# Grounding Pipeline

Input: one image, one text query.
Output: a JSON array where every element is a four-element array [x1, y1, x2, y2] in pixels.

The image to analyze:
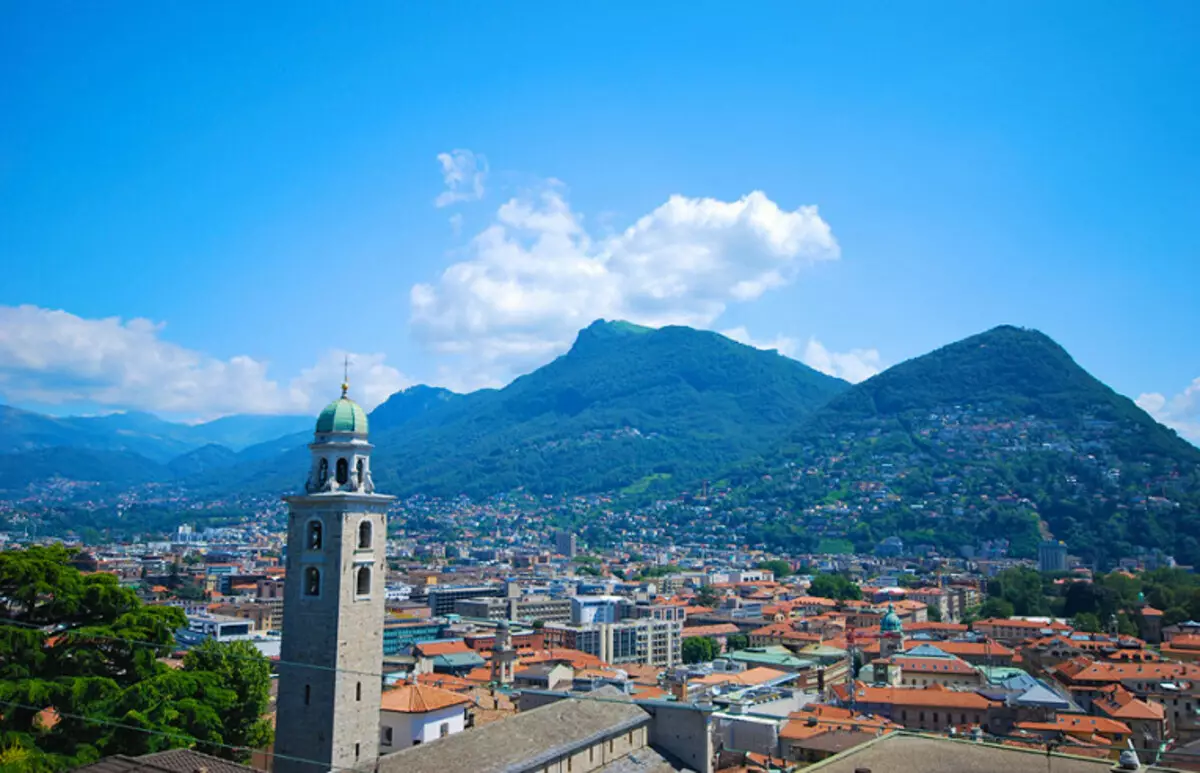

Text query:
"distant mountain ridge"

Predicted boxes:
[[0, 406, 311, 460], [4, 320, 1199, 569]]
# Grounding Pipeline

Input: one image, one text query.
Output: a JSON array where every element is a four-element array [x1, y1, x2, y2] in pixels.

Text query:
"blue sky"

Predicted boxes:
[[1, 2, 1197, 439]]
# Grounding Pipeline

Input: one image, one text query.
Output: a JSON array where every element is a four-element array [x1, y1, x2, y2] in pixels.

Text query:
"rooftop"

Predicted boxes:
[[375, 695, 652, 773], [380, 683, 471, 714]]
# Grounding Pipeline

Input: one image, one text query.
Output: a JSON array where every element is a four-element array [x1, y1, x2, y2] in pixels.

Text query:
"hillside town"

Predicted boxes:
[[11, 467, 1200, 771]]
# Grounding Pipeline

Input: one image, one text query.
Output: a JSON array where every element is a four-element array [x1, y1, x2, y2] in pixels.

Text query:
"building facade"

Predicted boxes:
[[1038, 540, 1068, 573]]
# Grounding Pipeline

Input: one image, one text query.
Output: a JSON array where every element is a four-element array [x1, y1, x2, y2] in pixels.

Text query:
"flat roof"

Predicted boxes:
[[804, 732, 1184, 773]]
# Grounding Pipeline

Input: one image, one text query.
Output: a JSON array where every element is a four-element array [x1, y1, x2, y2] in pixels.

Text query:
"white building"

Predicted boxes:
[[571, 595, 624, 624], [379, 683, 471, 750]]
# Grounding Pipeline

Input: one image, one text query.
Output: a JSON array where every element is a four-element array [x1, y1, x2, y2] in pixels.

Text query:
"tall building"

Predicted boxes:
[[274, 383, 393, 773], [555, 530, 578, 558], [1038, 540, 1068, 573]]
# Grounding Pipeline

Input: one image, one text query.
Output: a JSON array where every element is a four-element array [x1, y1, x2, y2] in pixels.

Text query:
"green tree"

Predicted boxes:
[[0, 546, 273, 770], [725, 633, 750, 651], [182, 640, 274, 761], [681, 636, 716, 664], [1072, 612, 1102, 632], [987, 567, 1050, 616], [807, 573, 862, 601], [756, 560, 792, 579], [694, 585, 720, 608], [977, 597, 1015, 619], [925, 606, 943, 623]]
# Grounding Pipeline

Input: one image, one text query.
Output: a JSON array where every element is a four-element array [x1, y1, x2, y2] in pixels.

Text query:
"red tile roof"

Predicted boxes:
[[380, 683, 471, 713]]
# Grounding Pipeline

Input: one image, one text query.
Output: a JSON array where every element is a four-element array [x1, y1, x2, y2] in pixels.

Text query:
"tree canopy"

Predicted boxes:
[[0, 545, 274, 771], [807, 573, 862, 601]]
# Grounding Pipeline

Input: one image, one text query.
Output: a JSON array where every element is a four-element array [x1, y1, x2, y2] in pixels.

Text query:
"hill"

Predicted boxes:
[[0, 447, 167, 493], [728, 326, 1200, 567], [220, 320, 850, 498]]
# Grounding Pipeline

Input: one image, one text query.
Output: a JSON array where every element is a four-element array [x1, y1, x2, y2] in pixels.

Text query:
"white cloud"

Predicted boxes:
[[1137, 378, 1200, 444], [434, 149, 488, 207], [0, 305, 409, 416], [801, 338, 882, 383], [412, 184, 839, 388], [721, 326, 881, 383]]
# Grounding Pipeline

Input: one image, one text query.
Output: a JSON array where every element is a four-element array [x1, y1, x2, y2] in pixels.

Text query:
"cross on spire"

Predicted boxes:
[[341, 354, 350, 398]]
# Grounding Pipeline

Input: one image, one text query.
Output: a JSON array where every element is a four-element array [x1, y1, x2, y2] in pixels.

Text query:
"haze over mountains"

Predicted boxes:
[[2, 320, 1197, 512]]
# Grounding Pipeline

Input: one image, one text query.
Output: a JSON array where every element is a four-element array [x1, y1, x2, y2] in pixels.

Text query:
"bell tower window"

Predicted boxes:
[[356, 459, 365, 488], [306, 520, 322, 550], [318, 458, 328, 486], [304, 567, 321, 597], [358, 520, 372, 550], [356, 566, 371, 597], [336, 458, 349, 486]]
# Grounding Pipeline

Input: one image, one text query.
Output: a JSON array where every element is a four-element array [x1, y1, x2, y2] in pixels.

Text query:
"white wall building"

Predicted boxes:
[[378, 683, 471, 750]]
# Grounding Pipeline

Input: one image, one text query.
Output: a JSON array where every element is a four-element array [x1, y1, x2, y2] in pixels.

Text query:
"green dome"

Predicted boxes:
[[881, 603, 903, 634], [315, 396, 368, 435]]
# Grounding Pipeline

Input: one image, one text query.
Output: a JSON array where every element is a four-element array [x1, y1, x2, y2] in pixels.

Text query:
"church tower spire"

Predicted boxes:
[[275, 383, 392, 773]]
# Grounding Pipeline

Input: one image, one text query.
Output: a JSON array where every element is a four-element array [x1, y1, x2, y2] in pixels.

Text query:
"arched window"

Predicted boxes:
[[317, 458, 329, 485], [356, 459, 365, 488], [358, 519, 372, 550], [306, 520, 322, 550], [304, 567, 321, 596], [356, 566, 371, 596], [336, 457, 349, 486]]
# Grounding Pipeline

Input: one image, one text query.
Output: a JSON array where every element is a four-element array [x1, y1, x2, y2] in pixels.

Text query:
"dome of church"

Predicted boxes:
[[315, 387, 368, 435], [881, 603, 903, 634]]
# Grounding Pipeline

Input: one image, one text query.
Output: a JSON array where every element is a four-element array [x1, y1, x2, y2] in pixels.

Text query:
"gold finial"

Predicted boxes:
[[341, 354, 350, 398]]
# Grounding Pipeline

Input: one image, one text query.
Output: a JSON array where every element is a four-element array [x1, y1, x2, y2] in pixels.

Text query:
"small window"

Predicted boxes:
[[357, 681, 362, 701], [355, 743, 360, 760], [440, 722, 450, 738], [357, 458, 365, 488], [359, 519, 372, 550], [307, 520, 322, 550], [304, 684, 311, 705], [305, 567, 321, 597], [382, 726, 393, 746], [318, 458, 329, 485], [336, 457, 349, 485], [356, 566, 371, 596]]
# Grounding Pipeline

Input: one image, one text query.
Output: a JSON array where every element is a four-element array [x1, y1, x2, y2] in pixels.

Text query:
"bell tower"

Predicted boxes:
[[275, 380, 392, 773]]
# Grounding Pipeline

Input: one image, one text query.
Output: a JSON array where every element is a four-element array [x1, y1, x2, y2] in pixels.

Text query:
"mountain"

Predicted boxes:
[[732, 325, 1200, 567], [362, 320, 850, 497], [184, 414, 312, 450], [166, 444, 240, 477], [800, 325, 1196, 460], [370, 385, 462, 432], [0, 447, 167, 493], [219, 320, 850, 498]]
